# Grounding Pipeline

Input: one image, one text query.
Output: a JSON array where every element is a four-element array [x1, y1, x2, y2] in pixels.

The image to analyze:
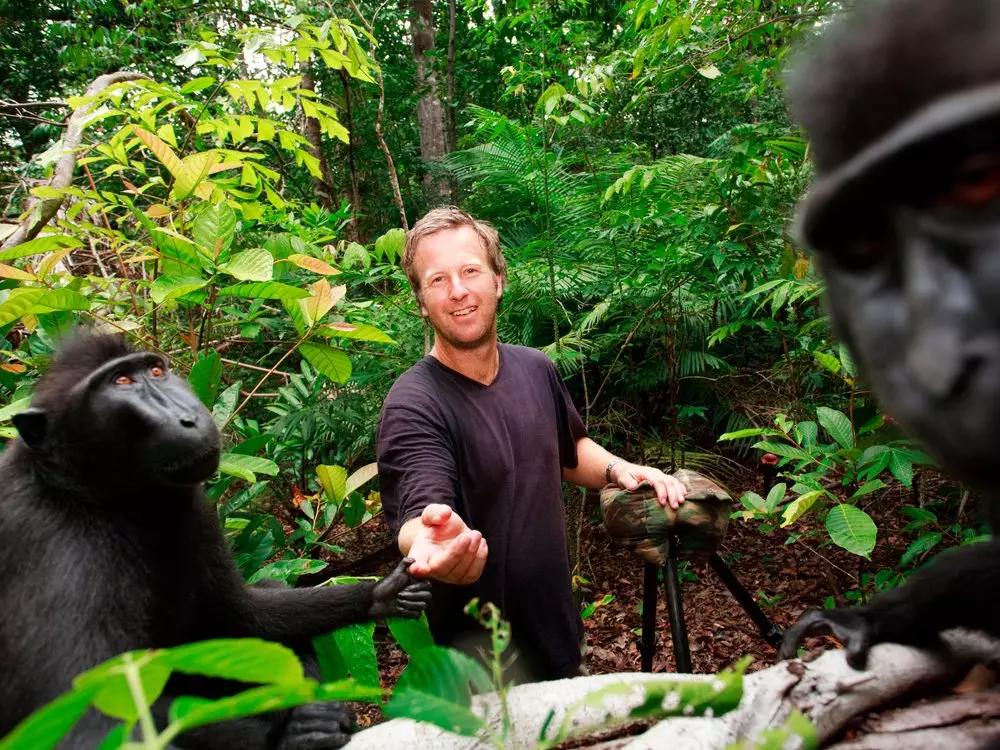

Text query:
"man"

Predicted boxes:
[[376, 208, 686, 681]]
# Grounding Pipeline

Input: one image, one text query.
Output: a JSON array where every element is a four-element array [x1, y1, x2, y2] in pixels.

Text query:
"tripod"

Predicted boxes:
[[638, 535, 784, 673]]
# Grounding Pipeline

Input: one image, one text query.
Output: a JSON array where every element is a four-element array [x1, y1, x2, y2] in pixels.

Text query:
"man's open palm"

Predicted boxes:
[[406, 504, 488, 585]]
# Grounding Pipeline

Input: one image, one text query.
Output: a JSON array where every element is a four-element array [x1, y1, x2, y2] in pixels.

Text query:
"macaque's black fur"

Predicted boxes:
[[0, 332, 430, 749], [786, 0, 1000, 173]]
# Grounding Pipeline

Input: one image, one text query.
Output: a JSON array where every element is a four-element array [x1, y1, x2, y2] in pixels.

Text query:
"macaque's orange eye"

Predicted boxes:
[[943, 155, 1000, 208], [150, 365, 165, 378], [114, 375, 134, 386]]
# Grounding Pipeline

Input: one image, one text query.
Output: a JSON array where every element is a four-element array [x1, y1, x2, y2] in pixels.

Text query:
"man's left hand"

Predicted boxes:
[[610, 463, 687, 510]]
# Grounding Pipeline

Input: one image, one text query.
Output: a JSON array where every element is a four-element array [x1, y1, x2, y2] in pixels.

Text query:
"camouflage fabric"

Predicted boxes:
[[600, 468, 733, 565]]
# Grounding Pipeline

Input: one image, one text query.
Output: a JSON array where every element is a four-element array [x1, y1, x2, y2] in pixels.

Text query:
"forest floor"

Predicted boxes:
[[320, 466, 964, 729]]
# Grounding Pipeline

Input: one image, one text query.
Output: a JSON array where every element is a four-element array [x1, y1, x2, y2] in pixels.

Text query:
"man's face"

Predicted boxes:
[[412, 226, 503, 350]]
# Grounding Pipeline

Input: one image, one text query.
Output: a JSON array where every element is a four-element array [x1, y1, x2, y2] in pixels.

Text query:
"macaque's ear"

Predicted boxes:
[[13, 408, 47, 449]]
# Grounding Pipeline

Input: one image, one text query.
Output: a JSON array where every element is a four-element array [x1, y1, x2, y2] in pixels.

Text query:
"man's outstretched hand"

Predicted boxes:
[[401, 504, 488, 585]]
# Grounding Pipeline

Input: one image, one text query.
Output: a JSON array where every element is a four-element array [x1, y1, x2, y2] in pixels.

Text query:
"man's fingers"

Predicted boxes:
[[462, 538, 488, 583], [440, 537, 488, 585], [649, 477, 669, 508], [668, 477, 687, 508], [426, 530, 480, 578]]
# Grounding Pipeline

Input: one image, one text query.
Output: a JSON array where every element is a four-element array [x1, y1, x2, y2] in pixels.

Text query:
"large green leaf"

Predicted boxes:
[[332, 622, 379, 689], [779, 490, 823, 528], [193, 202, 237, 260], [889, 450, 914, 488], [73, 654, 170, 723], [167, 683, 316, 733], [391, 645, 492, 707], [387, 616, 435, 655], [0, 234, 82, 262], [816, 407, 854, 450], [218, 453, 279, 482], [383, 689, 487, 738], [384, 646, 493, 737], [826, 504, 877, 558], [317, 464, 347, 503], [900, 532, 942, 567], [316, 322, 396, 345], [345, 462, 378, 496], [0, 396, 31, 423], [313, 632, 349, 683], [0, 685, 98, 750], [34, 288, 90, 313], [151, 229, 206, 276], [374, 228, 405, 264], [188, 352, 223, 408], [219, 248, 274, 281], [764, 482, 786, 513], [166, 639, 303, 684], [717, 427, 780, 441], [218, 282, 310, 301], [300, 342, 351, 383], [0, 289, 45, 328], [150, 276, 207, 305], [751, 441, 812, 462]]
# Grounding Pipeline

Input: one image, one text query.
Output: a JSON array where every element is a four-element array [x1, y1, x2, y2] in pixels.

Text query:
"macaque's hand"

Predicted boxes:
[[369, 558, 432, 619], [611, 463, 687, 510], [406, 504, 488, 585]]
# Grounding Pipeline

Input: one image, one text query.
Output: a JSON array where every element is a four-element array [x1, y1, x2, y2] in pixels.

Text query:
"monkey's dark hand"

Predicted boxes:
[[277, 701, 355, 750], [368, 557, 432, 620], [778, 607, 874, 669]]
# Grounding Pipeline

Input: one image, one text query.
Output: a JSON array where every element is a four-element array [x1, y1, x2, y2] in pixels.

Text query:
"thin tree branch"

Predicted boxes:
[[1, 71, 148, 252], [348, 0, 408, 230]]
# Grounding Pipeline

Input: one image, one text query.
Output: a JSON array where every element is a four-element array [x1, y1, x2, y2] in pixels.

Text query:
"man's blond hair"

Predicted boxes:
[[402, 207, 507, 299]]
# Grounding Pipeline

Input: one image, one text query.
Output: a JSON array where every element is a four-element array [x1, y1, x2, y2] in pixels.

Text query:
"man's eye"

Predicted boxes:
[[464, 267, 479, 276], [114, 375, 134, 386], [430, 276, 444, 286]]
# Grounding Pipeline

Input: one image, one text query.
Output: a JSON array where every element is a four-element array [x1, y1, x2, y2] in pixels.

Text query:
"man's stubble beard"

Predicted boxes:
[[431, 316, 499, 351]]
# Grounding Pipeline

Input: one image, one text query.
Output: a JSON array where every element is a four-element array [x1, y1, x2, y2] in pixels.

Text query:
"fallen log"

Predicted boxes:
[[350, 631, 1000, 748]]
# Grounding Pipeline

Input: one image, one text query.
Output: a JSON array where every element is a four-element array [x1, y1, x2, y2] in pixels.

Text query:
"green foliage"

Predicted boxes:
[[0, 640, 382, 750], [720, 409, 932, 558]]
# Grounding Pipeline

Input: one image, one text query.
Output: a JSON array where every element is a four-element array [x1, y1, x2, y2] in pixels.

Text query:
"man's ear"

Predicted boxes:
[[496, 275, 504, 300], [13, 407, 47, 449]]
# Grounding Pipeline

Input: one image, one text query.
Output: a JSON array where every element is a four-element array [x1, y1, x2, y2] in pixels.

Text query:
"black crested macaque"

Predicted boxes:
[[0, 333, 431, 749], [778, 0, 1000, 669]]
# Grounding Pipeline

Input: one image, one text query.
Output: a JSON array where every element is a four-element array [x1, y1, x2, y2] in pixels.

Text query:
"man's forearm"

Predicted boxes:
[[563, 437, 618, 489], [397, 516, 423, 556]]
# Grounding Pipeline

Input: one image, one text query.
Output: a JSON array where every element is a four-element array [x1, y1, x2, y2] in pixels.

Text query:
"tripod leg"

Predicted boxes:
[[640, 562, 658, 672], [663, 537, 692, 673], [708, 553, 784, 649]]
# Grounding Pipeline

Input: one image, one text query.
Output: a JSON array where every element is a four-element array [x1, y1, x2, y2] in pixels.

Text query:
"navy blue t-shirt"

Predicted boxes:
[[376, 344, 588, 680]]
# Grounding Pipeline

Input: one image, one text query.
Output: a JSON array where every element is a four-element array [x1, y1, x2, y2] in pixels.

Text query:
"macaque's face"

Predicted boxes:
[[810, 114, 1000, 487]]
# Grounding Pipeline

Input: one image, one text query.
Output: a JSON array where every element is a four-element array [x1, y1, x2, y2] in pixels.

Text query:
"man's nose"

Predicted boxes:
[[449, 274, 469, 299]]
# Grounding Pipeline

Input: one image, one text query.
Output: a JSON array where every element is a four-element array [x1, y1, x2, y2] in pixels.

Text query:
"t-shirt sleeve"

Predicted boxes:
[[546, 360, 588, 470], [376, 402, 458, 534]]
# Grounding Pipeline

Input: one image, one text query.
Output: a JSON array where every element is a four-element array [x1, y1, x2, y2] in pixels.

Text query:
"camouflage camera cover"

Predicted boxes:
[[600, 468, 732, 565]]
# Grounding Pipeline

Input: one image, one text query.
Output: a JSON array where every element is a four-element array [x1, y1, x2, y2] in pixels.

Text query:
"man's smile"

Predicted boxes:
[[451, 306, 478, 317]]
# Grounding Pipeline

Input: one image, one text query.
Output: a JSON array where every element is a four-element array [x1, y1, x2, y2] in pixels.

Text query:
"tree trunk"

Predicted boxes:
[[446, 0, 457, 155], [411, 0, 452, 206], [340, 69, 361, 242], [299, 70, 336, 210]]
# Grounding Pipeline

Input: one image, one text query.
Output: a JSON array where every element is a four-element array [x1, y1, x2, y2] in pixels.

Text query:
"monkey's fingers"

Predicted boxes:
[[280, 702, 355, 750], [778, 609, 873, 668]]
